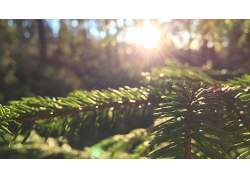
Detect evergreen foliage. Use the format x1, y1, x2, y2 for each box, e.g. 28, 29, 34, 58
0, 128, 154, 159
0, 130, 85, 159
1, 60, 250, 159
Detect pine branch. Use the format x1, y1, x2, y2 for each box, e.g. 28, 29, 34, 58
0, 86, 164, 145
148, 82, 231, 159
14, 99, 163, 123
221, 90, 250, 132
2, 60, 250, 159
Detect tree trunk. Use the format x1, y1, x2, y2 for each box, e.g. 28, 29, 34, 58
37, 19, 47, 62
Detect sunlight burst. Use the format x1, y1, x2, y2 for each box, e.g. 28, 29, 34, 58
125, 20, 162, 49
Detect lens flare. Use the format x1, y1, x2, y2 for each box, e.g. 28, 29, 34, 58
125, 20, 162, 49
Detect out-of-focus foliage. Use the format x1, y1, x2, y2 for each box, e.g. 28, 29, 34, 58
0, 129, 151, 159
0, 130, 85, 158
165, 20, 250, 71
83, 128, 152, 159
2, 19, 250, 103
0, 20, 135, 103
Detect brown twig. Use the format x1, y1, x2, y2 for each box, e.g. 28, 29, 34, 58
184, 109, 193, 159
15, 99, 163, 123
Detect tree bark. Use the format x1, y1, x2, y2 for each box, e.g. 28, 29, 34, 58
37, 19, 47, 62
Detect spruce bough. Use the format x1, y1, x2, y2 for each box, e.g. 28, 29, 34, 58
1, 60, 250, 159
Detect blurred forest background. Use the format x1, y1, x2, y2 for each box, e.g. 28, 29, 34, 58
1, 19, 250, 158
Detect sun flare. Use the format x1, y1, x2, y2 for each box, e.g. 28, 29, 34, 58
125, 20, 162, 49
